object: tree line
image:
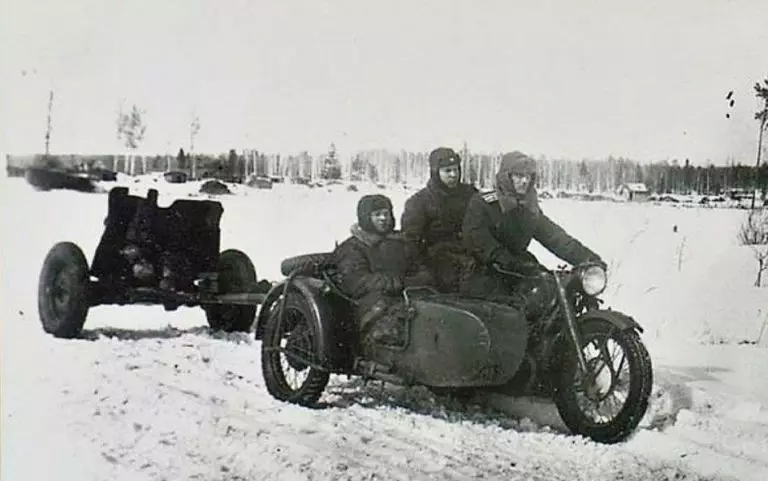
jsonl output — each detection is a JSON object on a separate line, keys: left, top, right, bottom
{"left": 244, "top": 147, "right": 768, "bottom": 197}
{"left": 19, "top": 77, "right": 765, "bottom": 199}
{"left": 9, "top": 147, "right": 767, "bottom": 198}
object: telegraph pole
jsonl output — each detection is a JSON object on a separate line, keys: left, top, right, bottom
{"left": 44, "top": 90, "right": 54, "bottom": 157}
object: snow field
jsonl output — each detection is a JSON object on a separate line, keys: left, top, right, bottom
{"left": 2, "top": 175, "right": 767, "bottom": 480}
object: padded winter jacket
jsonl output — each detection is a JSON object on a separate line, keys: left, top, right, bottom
{"left": 462, "top": 190, "right": 601, "bottom": 270}
{"left": 401, "top": 178, "right": 477, "bottom": 263}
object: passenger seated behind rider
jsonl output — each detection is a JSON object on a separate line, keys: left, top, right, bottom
{"left": 461, "top": 151, "right": 606, "bottom": 316}
{"left": 330, "top": 194, "right": 433, "bottom": 348}
{"left": 401, "top": 147, "right": 478, "bottom": 293}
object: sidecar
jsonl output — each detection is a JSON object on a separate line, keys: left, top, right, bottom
{"left": 37, "top": 186, "right": 271, "bottom": 338}
{"left": 256, "top": 253, "right": 529, "bottom": 406}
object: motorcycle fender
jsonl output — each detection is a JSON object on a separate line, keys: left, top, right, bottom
{"left": 550, "top": 309, "right": 644, "bottom": 376}
{"left": 254, "top": 282, "right": 284, "bottom": 340}
{"left": 254, "top": 277, "right": 338, "bottom": 368}
{"left": 578, "top": 308, "right": 644, "bottom": 334}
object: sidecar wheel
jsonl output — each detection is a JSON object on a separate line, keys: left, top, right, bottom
{"left": 38, "top": 242, "right": 90, "bottom": 338}
{"left": 554, "top": 320, "right": 653, "bottom": 444}
{"left": 261, "top": 293, "right": 329, "bottom": 406}
{"left": 204, "top": 249, "right": 257, "bottom": 332}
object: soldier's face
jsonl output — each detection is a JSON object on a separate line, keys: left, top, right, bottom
{"left": 511, "top": 173, "right": 531, "bottom": 195}
{"left": 438, "top": 165, "right": 460, "bottom": 188}
{"left": 370, "top": 208, "right": 393, "bottom": 233}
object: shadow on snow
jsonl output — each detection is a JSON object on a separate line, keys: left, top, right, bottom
{"left": 80, "top": 325, "right": 254, "bottom": 344}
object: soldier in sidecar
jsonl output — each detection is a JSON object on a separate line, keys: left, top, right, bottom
{"left": 256, "top": 250, "right": 529, "bottom": 405}
{"left": 327, "top": 194, "right": 434, "bottom": 350}
{"left": 256, "top": 193, "right": 530, "bottom": 404}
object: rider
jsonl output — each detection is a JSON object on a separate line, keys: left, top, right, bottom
{"left": 401, "top": 146, "right": 477, "bottom": 292}
{"left": 330, "top": 194, "right": 433, "bottom": 348}
{"left": 461, "top": 151, "right": 606, "bottom": 316}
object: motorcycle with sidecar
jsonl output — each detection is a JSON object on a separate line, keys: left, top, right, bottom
{"left": 256, "top": 253, "right": 653, "bottom": 444}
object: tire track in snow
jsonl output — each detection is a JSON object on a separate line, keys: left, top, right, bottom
{"left": 625, "top": 363, "right": 768, "bottom": 481}
{"left": 48, "top": 331, "right": 724, "bottom": 481}
{"left": 0, "top": 315, "right": 741, "bottom": 481}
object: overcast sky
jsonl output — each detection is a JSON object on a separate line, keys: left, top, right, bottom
{"left": 1, "top": 0, "right": 766, "bottom": 164}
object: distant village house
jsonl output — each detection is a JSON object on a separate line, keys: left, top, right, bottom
{"left": 617, "top": 183, "right": 650, "bottom": 202}
{"left": 163, "top": 171, "right": 188, "bottom": 184}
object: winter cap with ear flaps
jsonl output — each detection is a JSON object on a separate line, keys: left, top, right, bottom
{"left": 495, "top": 151, "right": 536, "bottom": 193}
{"left": 499, "top": 151, "right": 537, "bottom": 177}
{"left": 357, "top": 194, "right": 394, "bottom": 233}
{"left": 494, "top": 151, "right": 540, "bottom": 213}
{"left": 428, "top": 147, "right": 462, "bottom": 177}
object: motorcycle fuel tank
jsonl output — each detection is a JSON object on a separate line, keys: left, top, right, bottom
{"left": 369, "top": 295, "right": 528, "bottom": 388}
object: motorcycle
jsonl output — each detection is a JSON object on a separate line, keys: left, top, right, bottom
{"left": 256, "top": 254, "right": 653, "bottom": 444}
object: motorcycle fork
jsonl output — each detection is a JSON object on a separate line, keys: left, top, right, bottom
{"left": 553, "top": 274, "right": 590, "bottom": 376}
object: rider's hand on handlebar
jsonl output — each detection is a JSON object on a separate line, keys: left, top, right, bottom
{"left": 495, "top": 258, "right": 541, "bottom": 276}
{"left": 391, "top": 276, "right": 404, "bottom": 294}
{"left": 581, "top": 258, "right": 608, "bottom": 271}
{"left": 517, "top": 259, "right": 543, "bottom": 276}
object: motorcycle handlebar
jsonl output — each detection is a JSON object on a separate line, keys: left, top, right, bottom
{"left": 492, "top": 260, "right": 604, "bottom": 279}
{"left": 491, "top": 263, "right": 549, "bottom": 280}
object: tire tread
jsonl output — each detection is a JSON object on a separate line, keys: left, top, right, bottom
{"left": 554, "top": 321, "right": 653, "bottom": 444}
{"left": 261, "top": 294, "right": 329, "bottom": 406}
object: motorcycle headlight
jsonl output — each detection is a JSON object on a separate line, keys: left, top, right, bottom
{"left": 580, "top": 265, "right": 607, "bottom": 296}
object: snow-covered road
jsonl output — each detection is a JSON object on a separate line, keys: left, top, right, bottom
{"left": 4, "top": 313, "right": 766, "bottom": 481}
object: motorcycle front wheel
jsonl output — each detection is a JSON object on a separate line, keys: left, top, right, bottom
{"left": 553, "top": 319, "right": 653, "bottom": 444}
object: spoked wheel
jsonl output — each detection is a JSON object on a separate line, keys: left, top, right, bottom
{"left": 261, "top": 293, "right": 329, "bottom": 406}
{"left": 38, "top": 242, "right": 91, "bottom": 338}
{"left": 554, "top": 319, "right": 653, "bottom": 444}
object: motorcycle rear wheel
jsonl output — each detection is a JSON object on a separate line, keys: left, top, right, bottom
{"left": 261, "top": 293, "right": 329, "bottom": 406}
{"left": 554, "top": 319, "right": 652, "bottom": 444}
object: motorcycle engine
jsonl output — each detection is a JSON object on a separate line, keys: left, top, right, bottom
{"left": 518, "top": 277, "right": 556, "bottom": 318}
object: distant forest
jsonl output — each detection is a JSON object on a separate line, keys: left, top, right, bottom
{"left": 7, "top": 146, "right": 768, "bottom": 197}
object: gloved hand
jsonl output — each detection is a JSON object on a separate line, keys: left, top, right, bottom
{"left": 389, "top": 275, "right": 404, "bottom": 294}
{"left": 493, "top": 257, "right": 541, "bottom": 276}
{"left": 510, "top": 258, "right": 542, "bottom": 276}
{"left": 583, "top": 257, "right": 608, "bottom": 271}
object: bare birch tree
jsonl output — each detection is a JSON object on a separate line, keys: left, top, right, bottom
{"left": 189, "top": 114, "right": 201, "bottom": 179}
{"left": 738, "top": 208, "right": 768, "bottom": 286}
{"left": 116, "top": 104, "right": 147, "bottom": 175}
